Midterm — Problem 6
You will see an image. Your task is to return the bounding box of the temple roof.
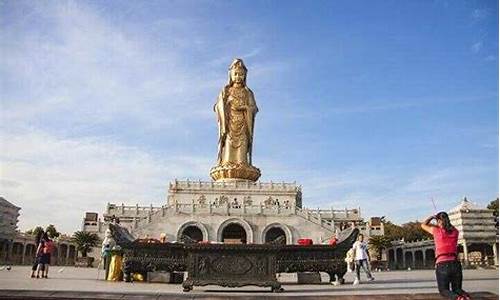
[0,197,20,209]
[449,197,481,212]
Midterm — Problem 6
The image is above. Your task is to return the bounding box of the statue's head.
[228,58,247,86]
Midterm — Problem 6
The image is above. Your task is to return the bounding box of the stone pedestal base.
[297,272,322,284]
[147,271,171,283]
[210,162,261,182]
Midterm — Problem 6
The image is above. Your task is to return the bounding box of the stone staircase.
[134,203,337,235]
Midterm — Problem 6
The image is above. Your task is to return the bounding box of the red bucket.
[298,238,313,245]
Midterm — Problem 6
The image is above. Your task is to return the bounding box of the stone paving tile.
[0,266,497,298]
[0,290,498,300]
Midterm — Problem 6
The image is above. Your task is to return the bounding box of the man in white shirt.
[352,234,374,285]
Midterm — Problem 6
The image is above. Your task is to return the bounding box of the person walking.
[352,234,374,285]
[421,212,470,300]
[29,230,44,278]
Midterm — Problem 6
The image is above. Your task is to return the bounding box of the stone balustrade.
[169,179,301,192]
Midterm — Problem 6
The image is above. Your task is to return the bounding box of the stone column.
[21,243,27,265]
[493,243,498,266]
[393,248,397,268]
[1,242,7,263]
[422,249,426,268]
[402,250,406,268]
[66,245,71,266]
[462,242,469,266]
[5,241,14,263]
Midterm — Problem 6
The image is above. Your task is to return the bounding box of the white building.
[387,198,498,269]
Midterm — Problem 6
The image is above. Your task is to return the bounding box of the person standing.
[421,212,470,300]
[37,232,53,278]
[42,235,54,278]
[352,234,374,285]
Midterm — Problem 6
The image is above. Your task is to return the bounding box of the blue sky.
[1,0,498,234]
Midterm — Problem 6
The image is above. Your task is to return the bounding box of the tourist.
[101,228,116,279]
[352,234,374,285]
[421,212,470,300]
[328,233,338,246]
[159,233,167,243]
[34,232,51,278]
[30,229,44,278]
[40,232,54,278]
[344,248,355,273]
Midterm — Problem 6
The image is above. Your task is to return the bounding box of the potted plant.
[73,231,100,267]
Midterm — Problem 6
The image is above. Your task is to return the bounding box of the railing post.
[209,203,213,215]
[317,208,322,225]
[227,202,230,215]
[162,206,166,217]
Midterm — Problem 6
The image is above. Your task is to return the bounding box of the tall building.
[0,197,20,241]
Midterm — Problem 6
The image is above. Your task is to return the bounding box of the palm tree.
[368,235,392,261]
[73,231,100,257]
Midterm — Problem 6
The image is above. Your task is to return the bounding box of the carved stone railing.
[169,179,302,192]
[131,203,354,234]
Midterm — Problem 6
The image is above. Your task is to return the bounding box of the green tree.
[46,224,60,239]
[382,221,405,241]
[26,226,44,237]
[73,231,100,257]
[368,235,392,260]
[487,198,499,217]
[401,221,432,241]
[382,219,432,242]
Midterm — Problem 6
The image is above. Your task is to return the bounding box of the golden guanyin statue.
[210,59,261,182]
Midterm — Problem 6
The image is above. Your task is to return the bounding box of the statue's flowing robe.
[214,86,258,165]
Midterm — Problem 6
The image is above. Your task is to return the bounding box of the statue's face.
[231,68,246,85]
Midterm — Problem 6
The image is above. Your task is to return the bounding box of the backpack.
[43,240,55,254]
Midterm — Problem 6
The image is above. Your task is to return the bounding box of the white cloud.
[0,1,223,132]
[471,41,483,53]
[0,127,212,234]
[291,165,497,224]
[472,8,488,21]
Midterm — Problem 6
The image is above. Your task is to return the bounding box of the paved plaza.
[0,266,497,299]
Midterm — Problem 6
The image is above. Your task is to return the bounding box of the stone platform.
[0,290,497,300]
[0,266,497,299]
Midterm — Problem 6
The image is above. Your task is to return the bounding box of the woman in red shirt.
[421,212,470,300]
